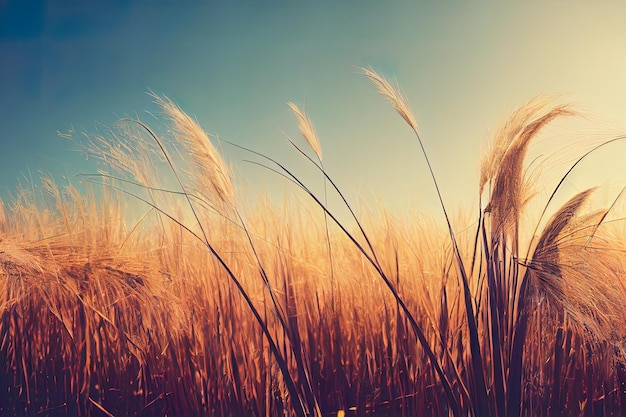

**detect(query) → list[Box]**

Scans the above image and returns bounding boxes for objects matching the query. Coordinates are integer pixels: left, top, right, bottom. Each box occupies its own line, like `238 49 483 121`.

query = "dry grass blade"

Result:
152 93 236 208
89 396 115 417
288 102 323 161
362 67 418 132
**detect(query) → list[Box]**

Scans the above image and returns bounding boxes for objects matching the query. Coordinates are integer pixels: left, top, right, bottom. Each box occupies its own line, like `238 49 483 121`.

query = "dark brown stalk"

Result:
481 216 506 417
551 326 565 416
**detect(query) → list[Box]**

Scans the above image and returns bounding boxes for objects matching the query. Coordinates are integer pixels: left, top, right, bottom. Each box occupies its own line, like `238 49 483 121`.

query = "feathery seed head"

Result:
362 67 418 132
153 94 236 209
485 98 577 235
288 102 323 161
527 188 626 347
480 96 565 195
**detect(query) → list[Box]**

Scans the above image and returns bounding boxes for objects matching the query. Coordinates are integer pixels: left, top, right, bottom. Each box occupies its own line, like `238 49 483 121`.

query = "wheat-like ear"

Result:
152 94 236 208
362 67 418 132
288 102 322 161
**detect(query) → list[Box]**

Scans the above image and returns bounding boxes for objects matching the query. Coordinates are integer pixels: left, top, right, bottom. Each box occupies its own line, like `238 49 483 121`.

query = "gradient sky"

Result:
2 1 626 218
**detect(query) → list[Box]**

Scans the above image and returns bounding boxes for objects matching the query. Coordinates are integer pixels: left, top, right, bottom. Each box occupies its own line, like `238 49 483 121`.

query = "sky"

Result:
2 1 626 220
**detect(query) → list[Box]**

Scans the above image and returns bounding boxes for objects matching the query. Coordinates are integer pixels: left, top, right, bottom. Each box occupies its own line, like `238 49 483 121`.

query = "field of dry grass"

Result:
1 70 626 416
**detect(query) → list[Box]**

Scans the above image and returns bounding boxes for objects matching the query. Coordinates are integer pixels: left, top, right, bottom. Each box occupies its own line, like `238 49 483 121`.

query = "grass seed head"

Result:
486 99 577 235
153 94 236 209
362 67 418 132
288 102 323 161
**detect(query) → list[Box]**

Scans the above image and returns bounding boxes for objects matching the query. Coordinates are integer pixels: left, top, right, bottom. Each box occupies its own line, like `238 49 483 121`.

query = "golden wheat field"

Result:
1 70 626 417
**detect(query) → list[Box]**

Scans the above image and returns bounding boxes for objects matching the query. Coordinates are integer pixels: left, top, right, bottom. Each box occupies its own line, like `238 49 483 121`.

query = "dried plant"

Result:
1 77 625 417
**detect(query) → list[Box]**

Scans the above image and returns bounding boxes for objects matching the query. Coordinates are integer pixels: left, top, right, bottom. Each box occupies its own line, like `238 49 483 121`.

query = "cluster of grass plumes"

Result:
1 72 626 417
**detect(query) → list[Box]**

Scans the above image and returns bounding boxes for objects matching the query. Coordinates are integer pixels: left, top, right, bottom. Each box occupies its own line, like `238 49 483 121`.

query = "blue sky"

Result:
2 1 626 217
